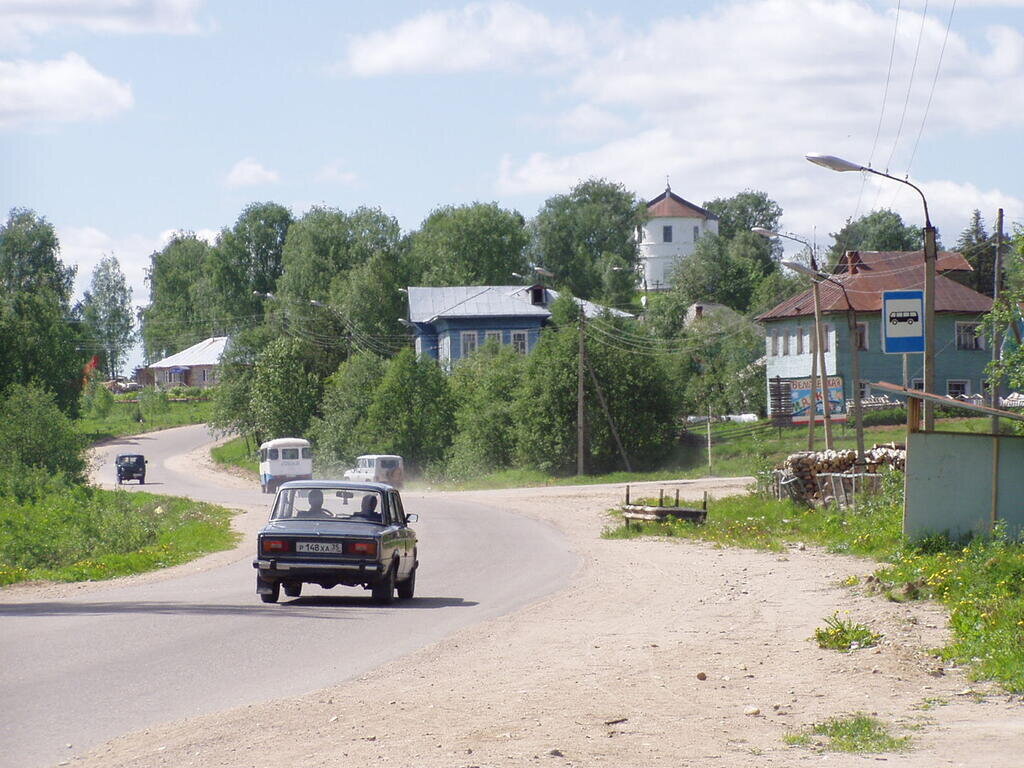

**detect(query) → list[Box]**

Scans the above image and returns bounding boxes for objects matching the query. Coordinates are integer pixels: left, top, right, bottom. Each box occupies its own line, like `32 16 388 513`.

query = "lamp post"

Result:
806 153 937 430
783 261 866 466
753 228 833 450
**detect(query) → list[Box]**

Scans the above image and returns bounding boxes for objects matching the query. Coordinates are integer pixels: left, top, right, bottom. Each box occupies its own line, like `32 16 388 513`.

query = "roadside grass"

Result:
77 399 213 442
814 612 883 651
211 436 259 475
784 713 910 753
0 485 238 586
603 472 1024 693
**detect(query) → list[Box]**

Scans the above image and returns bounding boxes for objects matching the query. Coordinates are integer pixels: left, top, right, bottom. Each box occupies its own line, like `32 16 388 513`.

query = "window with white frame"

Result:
693 225 700 242
485 330 502 345
855 321 868 350
782 330 790 356
663 225 673 243
796 327 804 355
911 378 924 391
770 331 778 356
823 324 831 352
461 331 478 357
956 322 985 351
511 330 528 354
947 379 971 398
439 334 451 363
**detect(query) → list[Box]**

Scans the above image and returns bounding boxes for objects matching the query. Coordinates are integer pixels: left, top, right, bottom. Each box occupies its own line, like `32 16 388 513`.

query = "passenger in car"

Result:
358 494 380 522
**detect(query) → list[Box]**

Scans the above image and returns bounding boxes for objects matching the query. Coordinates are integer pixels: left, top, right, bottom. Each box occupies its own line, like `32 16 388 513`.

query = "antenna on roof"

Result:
665 174 671 193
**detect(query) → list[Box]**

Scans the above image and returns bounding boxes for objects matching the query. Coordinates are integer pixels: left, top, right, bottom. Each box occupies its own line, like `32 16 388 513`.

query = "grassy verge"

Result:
784 713 910 753
0 484 239 586
211 435 259 475
604 473 1024 693
78 399 214 442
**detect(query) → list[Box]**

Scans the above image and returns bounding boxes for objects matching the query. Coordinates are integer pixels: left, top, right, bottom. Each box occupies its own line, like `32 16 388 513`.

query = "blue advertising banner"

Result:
789 376 847 423
882 290 925 354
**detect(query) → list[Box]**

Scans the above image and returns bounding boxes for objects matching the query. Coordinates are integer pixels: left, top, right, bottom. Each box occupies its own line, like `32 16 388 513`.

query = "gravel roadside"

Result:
66 476 1022 767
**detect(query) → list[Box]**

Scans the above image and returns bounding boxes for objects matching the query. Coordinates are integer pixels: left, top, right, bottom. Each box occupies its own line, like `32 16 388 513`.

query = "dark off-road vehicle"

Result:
115 454 147 484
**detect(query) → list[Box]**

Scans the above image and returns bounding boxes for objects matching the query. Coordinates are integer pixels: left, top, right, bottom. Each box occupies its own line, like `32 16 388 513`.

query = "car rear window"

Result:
271 488 386 523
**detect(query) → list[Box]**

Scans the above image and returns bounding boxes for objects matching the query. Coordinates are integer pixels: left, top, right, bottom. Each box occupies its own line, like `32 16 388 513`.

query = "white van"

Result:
258 438 313 493
343 455 404 488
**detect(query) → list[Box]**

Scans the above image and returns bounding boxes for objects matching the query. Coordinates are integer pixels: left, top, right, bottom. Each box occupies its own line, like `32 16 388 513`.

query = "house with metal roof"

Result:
147 336 229 389
639 183 719 291
406 284 629 366
755 250 993 418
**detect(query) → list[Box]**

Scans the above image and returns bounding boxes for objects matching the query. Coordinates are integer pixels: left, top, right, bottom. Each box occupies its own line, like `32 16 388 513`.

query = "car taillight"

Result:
261 538 292 554
344 540 377 557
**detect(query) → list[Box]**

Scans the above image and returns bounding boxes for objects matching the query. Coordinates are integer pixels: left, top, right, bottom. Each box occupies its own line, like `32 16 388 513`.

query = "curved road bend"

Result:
0 424 576 768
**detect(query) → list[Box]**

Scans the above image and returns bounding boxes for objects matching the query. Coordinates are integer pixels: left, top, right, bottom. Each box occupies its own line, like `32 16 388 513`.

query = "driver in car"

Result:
302 489 333 519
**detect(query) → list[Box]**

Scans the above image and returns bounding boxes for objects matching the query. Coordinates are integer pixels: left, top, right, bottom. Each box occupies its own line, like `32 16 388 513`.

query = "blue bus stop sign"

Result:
882 290 925 354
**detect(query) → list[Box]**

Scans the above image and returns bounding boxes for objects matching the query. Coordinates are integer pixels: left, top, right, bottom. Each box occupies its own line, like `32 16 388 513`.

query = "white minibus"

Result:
258 438 313 493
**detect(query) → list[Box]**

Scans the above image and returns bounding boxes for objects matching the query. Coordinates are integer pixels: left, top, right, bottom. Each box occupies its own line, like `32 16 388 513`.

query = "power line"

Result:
905 0 958 175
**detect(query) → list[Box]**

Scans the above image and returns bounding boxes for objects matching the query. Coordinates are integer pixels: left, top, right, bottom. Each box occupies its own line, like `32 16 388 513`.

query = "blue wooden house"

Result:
756 250 994 418
406 284 629 366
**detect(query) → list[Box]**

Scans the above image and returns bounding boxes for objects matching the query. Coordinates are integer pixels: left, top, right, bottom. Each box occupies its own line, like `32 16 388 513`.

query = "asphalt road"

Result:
0 425 576 768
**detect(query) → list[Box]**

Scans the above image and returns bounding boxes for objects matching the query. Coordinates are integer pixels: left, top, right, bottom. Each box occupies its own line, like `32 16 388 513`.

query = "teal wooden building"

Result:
757 250 993 418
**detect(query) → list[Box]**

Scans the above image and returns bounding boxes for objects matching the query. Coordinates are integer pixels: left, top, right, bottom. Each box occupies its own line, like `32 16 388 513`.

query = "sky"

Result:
2 0 1024 368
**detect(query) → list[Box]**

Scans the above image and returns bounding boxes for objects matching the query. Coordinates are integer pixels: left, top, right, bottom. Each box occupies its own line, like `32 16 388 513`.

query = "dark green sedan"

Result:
253 481 418 605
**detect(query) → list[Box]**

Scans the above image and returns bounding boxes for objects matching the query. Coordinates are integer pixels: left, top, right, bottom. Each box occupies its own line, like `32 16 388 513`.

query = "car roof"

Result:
356 454 402 461
278 480 395 492
116 453 144 459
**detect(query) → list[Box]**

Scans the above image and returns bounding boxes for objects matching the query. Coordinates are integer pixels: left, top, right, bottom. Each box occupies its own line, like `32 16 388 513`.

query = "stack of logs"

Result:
779 443 905 502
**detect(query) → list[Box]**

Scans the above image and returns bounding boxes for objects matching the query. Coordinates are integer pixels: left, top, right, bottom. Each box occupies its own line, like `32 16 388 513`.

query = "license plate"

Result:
295 541 344 554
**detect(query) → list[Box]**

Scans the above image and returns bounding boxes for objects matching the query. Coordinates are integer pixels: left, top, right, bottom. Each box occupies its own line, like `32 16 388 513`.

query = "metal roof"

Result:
646 187 717 220
149 336 229 369
407 285 630 323
757 252 992 322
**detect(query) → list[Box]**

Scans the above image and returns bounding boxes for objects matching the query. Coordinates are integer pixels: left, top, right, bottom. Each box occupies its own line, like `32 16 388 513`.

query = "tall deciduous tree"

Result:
202 202 293 334
0 209 85 415
81 255 134 379
140 232 213 361
703 190 783 244
361 349 455 471
826 209 925 267
408 202 528 286
308 351 387 466
249 337 321 442
528 179 646 302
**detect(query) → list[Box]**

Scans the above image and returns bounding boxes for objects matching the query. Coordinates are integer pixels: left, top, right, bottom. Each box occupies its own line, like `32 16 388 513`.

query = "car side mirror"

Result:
405 513 418 523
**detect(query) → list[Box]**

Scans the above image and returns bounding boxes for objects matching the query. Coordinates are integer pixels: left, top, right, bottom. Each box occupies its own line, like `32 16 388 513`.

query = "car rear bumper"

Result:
253 558 382 579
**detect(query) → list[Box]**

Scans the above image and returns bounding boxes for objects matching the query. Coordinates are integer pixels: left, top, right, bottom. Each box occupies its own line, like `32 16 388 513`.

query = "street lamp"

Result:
783 260 866 466
806 153 937 430
753 228 833 450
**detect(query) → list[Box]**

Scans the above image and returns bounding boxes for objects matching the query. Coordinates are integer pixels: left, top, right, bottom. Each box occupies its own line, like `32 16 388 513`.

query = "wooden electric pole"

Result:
577 311 588 476
991 208 1004 434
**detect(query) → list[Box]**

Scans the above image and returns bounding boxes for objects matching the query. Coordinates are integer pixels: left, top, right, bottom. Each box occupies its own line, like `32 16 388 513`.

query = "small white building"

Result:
639 184 719 291
147 336 229 389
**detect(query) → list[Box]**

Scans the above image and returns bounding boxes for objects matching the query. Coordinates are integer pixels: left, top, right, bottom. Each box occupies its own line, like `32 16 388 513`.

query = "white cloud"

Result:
343 1 587 76
493 0 1024 246
0 0 203 50
315 162 358 185
225 157 280 188
60 226 163 309
0 52 132 127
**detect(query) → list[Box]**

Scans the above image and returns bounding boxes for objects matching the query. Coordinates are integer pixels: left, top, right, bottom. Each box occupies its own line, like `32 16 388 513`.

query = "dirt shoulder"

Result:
67 476 1022 768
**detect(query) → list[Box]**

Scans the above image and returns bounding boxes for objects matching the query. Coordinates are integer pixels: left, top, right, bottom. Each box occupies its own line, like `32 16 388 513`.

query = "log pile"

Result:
777 443 905 502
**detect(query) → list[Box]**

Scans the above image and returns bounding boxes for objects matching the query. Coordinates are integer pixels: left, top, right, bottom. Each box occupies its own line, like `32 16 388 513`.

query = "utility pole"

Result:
577 311 588 476
809 250 833 450
923 225 938 431
991 208 1004 434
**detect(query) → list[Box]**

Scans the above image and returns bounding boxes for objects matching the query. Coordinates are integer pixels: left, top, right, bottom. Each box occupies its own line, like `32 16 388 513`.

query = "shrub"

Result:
0 382 87 482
